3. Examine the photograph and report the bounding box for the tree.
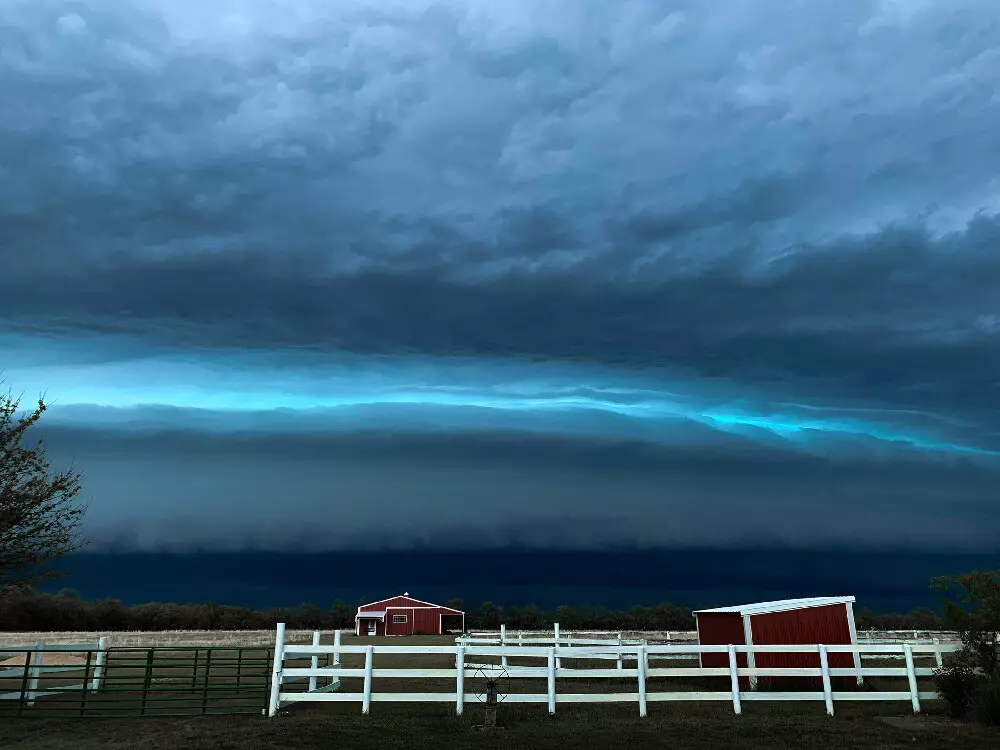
[932,571,1000,723]
[1,389,86,589]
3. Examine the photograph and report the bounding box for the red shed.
[355,593,465,637]
[694,596,860,690]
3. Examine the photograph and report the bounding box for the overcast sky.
[3,0,1000,552]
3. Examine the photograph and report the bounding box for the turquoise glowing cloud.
[7,336,997,460]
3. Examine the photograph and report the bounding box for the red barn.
[355,593,465,637]
[694,596,860,690]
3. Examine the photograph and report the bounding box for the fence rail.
[269,623,959,718]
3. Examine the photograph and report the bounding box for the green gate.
[0,645,272,718]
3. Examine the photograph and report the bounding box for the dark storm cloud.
[4,1,1000,551]
[35,425,1000,552]
[3,215,999,415]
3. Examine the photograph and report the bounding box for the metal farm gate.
[0,645,272,718]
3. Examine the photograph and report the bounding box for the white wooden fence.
[0,639,107,704]
[267,623,958,718]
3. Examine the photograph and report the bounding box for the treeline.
[0,588,948,633]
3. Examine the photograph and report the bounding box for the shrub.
[932,571,1000,725]
[969,673,1000,727]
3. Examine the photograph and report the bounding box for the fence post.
[642,638,649,678]
[79,649,93,716]
[547,647,556,714]
[267,622,286,717]
[617,633,623,671]
[140,648,155,716]
[309,631,320,692]
[728,645,742,715]
[456,645,465,716]
[637,644,647,717]
[362,645,374,715]
[903,644,920,714]
[200,650,213,714]
[27,641,44,706]
[818,645,834,716]
[333,629,342,687]
[554,623,561,670]
[933,638,943,669]
[500,624,507,669]
[91,637,107,692]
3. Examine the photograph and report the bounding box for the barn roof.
[356,594,464,614]
[694,596,855,616]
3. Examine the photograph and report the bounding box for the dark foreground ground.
[0,701,996,749]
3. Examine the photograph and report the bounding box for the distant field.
[0,630,702,650]
[0,630,325,649]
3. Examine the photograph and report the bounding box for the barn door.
[367,620,377,636]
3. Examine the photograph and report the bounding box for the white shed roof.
[694,596,855,616]
[355,611,386,619]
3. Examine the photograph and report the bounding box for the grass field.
[1,699,997,749]
[1,634,995,748]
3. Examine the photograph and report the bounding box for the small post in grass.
[267,622,286,717]
[904,644,920,714]
[819,645,834,716]
[362,645,374,715]
[547,647,556,715]
[456,645,465,716]
[728,645,742,715]
[637,643,647,717]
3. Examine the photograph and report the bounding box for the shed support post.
[728,645,741,715]
[845,601,864,686]
[819,645,834,716]
[267,623,285,717]
[742,615,757,690]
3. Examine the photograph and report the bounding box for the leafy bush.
[934,656,981,719]
[969,673,1000,727]
[932,571,1000,725]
